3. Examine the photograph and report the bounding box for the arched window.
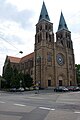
[49,34,51,42]
[40,25,42,31]
[61,40,63,45]
[40,33,42,41]
[60,34,62,39]
[38,35,40,43]
[46,32,48,40]
[45,24,48,30]
[36,27,39,33]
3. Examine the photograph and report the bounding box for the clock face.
[56,53,64,65]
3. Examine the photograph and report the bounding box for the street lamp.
[19,51,23,54]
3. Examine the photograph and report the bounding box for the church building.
[3,2,76,88]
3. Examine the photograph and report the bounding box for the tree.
[0,76,6,89]
[75,64,80,86]
[24,74,33,88]
[18,72,24,88]
[10,67,20,88]
[2,60,33,89]
[3,61,13,88]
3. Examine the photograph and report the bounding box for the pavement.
[0,90,80,120]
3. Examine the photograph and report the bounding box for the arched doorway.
[58,76,63,86]
[48,76,51,87]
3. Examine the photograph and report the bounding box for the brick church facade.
[3,2,76,88]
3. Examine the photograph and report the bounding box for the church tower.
[55,12,76,86]
[34,2,55,88]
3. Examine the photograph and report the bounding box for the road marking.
[74,111,80,114]
[0,101,5,103]
[28,97,45,99]
[14,103,26,107]
[39,107,55,111]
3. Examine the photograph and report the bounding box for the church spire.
[58,11,68,31]
[38,1,50,22]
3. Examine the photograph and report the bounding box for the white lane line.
[0,101,5,103]
[39,107,55,111]
[14,103,26,107]
[74,111,80,114]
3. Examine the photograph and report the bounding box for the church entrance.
[48,80,51,87]
[59,80,62,86]
[58,76,63,86]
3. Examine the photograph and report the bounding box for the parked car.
[67,86,80,91]
[10,88,16,92]
[54,86,68,92]
[17,87,24,92]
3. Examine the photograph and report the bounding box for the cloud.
[0,0,34,29]
[0,0,80,75]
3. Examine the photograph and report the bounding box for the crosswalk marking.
[39,107,55,111]
[0,101,5,103]
[74,111,80,114]
[14,103,26,107]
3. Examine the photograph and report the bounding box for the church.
[3,2,76,88]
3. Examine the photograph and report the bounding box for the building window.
[60,34,62,39]
[40,33,42,41]
[38,35,40,43]
[49,34,51,42]
[36,27,39,33]
[40,25,42,31]
[70,81,72,86]
[67,41,71,48]
[31,70,33,75]
[61,40,63,45]
[49,26,51,31]
[46,32,48,40]
[47,53,52,62]
[45,24,48,30]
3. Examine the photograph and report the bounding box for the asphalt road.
[0,90,80,120]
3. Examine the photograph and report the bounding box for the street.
[0,90,80,120]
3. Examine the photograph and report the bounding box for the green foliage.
[10,68,20,88]
[2,60,33,89]
[24,74,33,88]
[75,64,80,86]
[0,76,6,88]
[3,61,13,88]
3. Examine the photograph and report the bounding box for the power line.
[67,10,80,21]
[0,36,18,50]
[0,35,23,55]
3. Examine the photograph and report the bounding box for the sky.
[0,0,80,75]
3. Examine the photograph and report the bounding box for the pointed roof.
[8,56,21,63]
[7,52,34,63]
[38,1,50,22]
[58,12,68,31]
[20,52,34,62]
